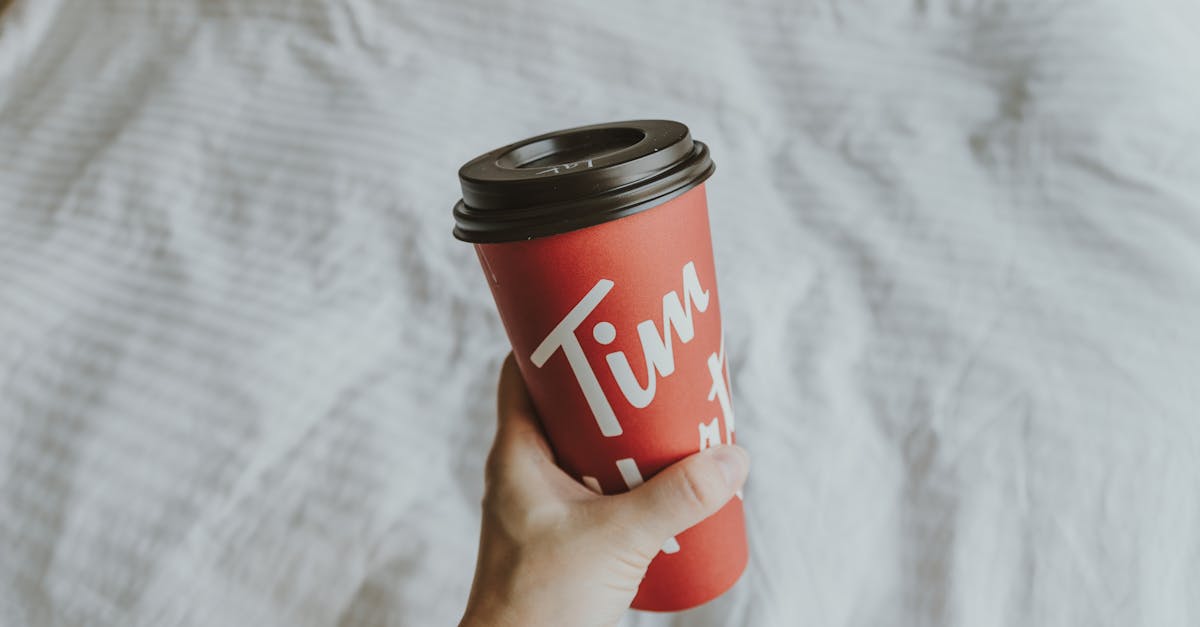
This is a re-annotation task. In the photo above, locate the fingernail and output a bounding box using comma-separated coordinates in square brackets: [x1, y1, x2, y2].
[711, 446, 749, 489]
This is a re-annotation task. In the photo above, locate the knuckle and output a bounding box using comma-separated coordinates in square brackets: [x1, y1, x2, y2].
[482, 485, 567, 540]
[614, 540, 657, 576]
[479, 484, 502, 512]
[584, 506, 660, 565]
[676, 463, 718, 511]
[483, 446, 505, 480]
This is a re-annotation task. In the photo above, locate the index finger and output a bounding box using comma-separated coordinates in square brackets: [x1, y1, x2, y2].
[491, 353, 555, 467]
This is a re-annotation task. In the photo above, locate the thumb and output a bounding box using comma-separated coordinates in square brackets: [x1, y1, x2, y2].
[606, 445, 749, 548]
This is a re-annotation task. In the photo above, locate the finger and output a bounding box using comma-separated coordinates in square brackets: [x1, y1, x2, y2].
[603, 445, 749, 546]
[490, 353, 554, 469]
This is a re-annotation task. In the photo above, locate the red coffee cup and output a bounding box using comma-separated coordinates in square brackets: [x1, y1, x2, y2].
[454, 120, 746, 612]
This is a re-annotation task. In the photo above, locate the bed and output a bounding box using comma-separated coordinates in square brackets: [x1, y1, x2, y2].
[2, 0, 1199, 625]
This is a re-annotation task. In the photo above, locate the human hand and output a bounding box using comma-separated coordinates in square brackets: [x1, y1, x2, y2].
[459, 354, 750, 627]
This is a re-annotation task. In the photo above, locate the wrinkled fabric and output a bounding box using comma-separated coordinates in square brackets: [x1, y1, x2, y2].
[2, 1, 1199, 625]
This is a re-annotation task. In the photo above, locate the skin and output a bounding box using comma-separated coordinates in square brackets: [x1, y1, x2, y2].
[460, 354, 750, 627]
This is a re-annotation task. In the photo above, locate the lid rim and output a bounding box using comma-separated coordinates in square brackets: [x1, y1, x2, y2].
[456, 141, 709, 221]
[453, 156, 713, 244]
[453, 120, 713, 244]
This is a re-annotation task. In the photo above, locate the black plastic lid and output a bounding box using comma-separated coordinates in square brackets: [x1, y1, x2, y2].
[453, 120, 714, 243]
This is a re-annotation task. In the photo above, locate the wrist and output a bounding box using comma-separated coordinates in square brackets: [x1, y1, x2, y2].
[459, 598, 525, 627]
[458, 613, 487, 627]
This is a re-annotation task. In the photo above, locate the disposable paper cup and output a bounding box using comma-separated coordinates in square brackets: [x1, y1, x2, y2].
[453, 120, 746, 611]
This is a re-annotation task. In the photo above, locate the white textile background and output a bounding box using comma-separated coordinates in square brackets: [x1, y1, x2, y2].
[2, 1, 1200, 625]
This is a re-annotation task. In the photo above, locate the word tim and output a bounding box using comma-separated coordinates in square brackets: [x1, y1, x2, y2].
[530, 261, 711, 437]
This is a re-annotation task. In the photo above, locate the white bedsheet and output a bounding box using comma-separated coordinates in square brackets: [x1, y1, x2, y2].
[3, 1, 1200, 625]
